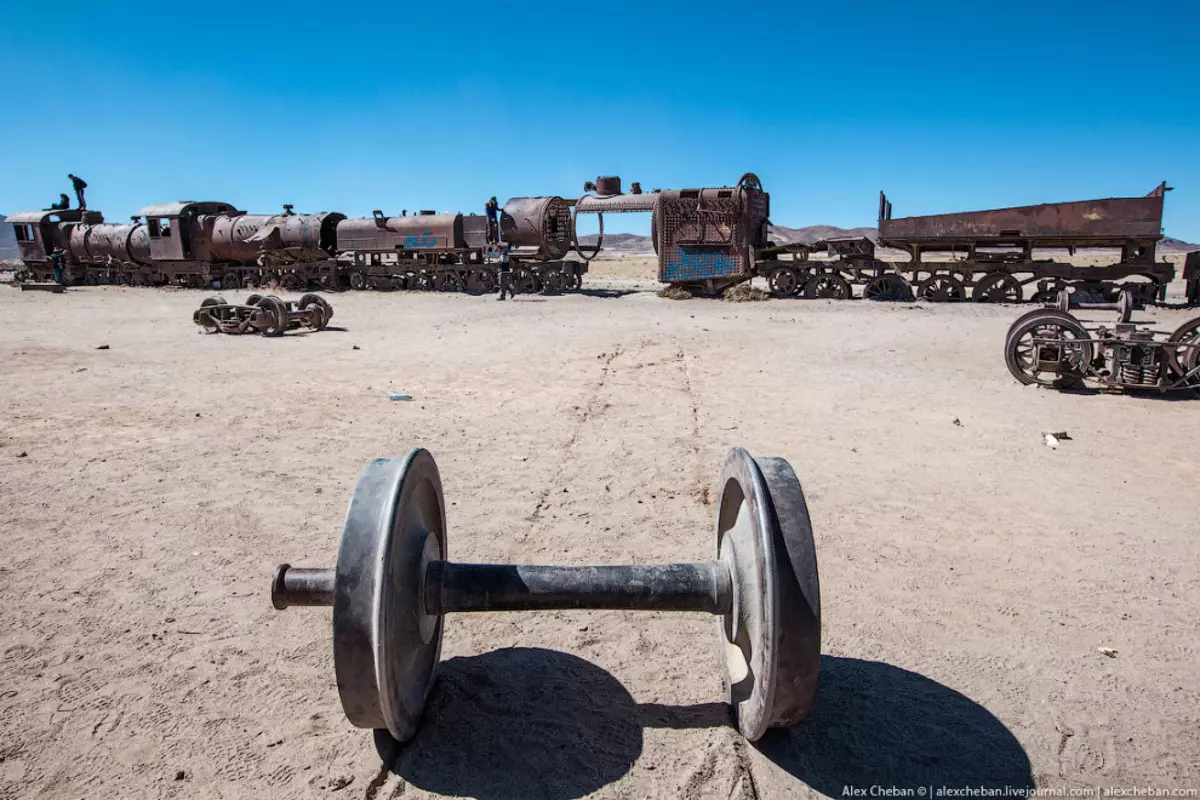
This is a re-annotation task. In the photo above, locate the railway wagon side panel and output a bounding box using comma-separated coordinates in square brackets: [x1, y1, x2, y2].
[336, 213, 464, 252]
[879, 185, 1167, 244]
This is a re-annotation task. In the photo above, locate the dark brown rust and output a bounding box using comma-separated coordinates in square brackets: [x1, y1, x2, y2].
[879, 183, 1169, 255]
[1004, 293, 1200, 393]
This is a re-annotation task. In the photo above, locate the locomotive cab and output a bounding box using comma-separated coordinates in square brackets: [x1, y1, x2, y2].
[135, 201, 238, 262]
[8, 209, 102, 264]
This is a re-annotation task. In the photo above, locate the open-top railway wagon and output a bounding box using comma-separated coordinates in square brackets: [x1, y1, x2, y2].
[756, 183, 1177, 303]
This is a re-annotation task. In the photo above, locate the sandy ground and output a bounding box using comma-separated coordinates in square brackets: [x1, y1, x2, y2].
[1, 267, 1198, 800]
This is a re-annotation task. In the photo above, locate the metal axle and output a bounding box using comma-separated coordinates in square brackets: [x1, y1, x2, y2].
[273, 561, 733, 615]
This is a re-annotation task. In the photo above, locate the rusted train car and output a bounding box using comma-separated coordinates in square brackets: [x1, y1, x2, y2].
[9, 208, 107, 283]
[7, 202, 344, 289]
[756, 184, 1177, 302]
[335, 197, 585, 294]
[7, 177, 1193, 302]
[570, 174, 771, 296]
[7, 195, 587, 295]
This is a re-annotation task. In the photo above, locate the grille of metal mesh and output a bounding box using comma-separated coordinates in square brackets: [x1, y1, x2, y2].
[657, 190, 749, 283]
[541, 197, 573, 260]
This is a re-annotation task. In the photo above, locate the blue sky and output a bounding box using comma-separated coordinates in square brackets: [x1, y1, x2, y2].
[2, 1, 1198, 241]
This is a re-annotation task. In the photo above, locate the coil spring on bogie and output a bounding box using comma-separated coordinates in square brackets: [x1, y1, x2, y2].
[1119, 364, 1145, 385]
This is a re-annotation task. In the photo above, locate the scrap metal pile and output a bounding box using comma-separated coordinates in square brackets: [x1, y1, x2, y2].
[1004, 289, 1200, 392]
[8, 176, 1198, 303]
[194, 293, 333, 336]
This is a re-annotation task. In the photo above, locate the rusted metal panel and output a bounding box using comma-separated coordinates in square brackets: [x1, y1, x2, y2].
[1184, 251, 1200, 280]
[210, 214, 273, 261]
[593, 176, 622, 196]
[272, 212, 344, 254]
[336, 213, 464, 252]
[462, 215, 489, 249]
[68, 222, 150, 265]
[500, 196, 573, 260]
[134, 201, 237, 218]
[657, 183, 768, 284]
[575, 194, 658, 214]
[206, 210, 347, 264]
[879, 184, 1167, 246]
[7, 209, 101, 225]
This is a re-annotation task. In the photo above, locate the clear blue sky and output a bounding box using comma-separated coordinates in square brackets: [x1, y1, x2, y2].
[3, 1, 1198, 241]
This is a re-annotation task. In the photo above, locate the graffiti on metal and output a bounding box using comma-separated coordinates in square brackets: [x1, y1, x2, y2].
[404, 233, 439, 248]
[663, 247, 736, 281]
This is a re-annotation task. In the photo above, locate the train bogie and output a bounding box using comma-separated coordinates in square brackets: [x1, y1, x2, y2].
[1003, 292, 1200, 393]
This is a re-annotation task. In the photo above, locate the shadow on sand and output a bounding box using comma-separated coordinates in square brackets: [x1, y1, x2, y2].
[373, 648, 1032, 800]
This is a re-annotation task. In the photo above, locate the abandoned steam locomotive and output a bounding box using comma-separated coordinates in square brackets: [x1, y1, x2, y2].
[8, 197, 586, 295]
[7, 175, 1197, 303]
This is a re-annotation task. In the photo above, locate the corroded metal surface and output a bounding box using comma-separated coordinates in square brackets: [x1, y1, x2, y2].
[500, 196, 573, 260]
[879, 184, 1168, 251]
[1004, 295, 1200, 393]
[337, 212, 464, 252]
[193, 293, 333, 336]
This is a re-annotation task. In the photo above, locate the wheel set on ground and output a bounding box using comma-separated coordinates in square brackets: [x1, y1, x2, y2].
[272, 447, 821, 745]
[1003, 289, 1200, 393]
[193, 293, 334, 337]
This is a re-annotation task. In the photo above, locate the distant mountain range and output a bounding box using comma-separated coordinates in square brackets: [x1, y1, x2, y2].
[579, 225, 1199, 256]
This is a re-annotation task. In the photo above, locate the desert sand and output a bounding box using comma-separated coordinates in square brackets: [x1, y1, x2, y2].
[1, 262, 1198, 799]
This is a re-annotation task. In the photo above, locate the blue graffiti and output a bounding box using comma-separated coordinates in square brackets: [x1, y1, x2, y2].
[403, 232, 439, 249]
[663, 247, 736, 281]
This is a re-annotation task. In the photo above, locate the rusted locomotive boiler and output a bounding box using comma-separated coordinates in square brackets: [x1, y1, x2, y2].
[67, 219, 152, 283]
[134, 202, 345, 289]
[337, 197, 584, 294]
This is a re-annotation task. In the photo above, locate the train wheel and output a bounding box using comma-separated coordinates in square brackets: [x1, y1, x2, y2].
[280, 273, 303, 292]
[466, 269, 496, 295]
[221, 272, 242, 291]
[566, 271, 582, 291]
[259, 296, 290, 337]
[863, 274, 914, 301]
[768, 266, 800, 298]
[300, 298, 329, 330]
[513, 268, 538, 295]
[916, 274, 965, 302]
[973, 273, 1023, 303]
[246, 294, 264, 307]
[1165, 316, 1200, 378]
[541, 270, 566, 295]
[299, 293, 333, 324]
[1004, 311, 1092, 389]
[349, 271, 367, 291]
[387, 275, 404, 291]
[802, 274, 852, 300]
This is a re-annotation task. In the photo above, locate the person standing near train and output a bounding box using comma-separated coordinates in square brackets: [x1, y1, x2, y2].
[68, 174, 88, 209]
[49, 248, 67, 286]
[485, 196, 500, 244]
[496, 245, 512, 301]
